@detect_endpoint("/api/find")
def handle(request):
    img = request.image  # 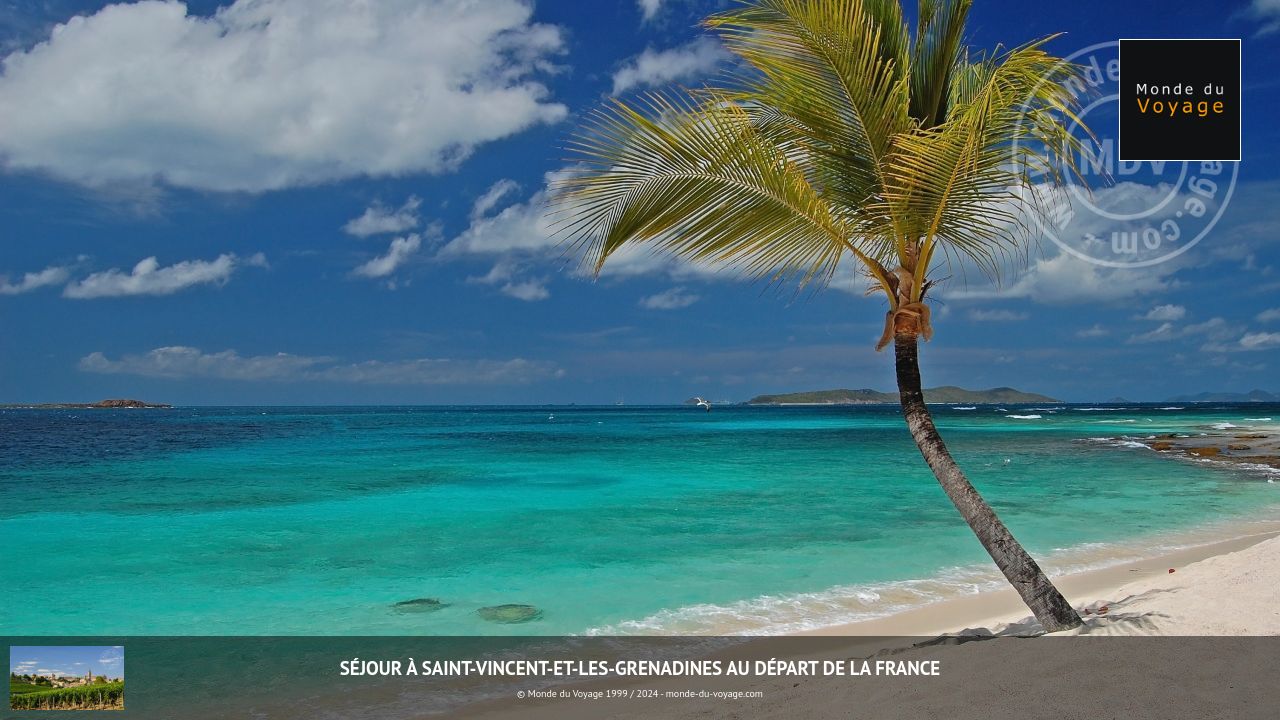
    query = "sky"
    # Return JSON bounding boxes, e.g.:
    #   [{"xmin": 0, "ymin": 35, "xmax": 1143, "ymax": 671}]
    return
[
  {"xmin": 0, "ymin": 0, "xmax": 1278, "ymax": 405},
  {"xmin": 9, "ymin": 645, "xmax": 123, "ymax": 679}
]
